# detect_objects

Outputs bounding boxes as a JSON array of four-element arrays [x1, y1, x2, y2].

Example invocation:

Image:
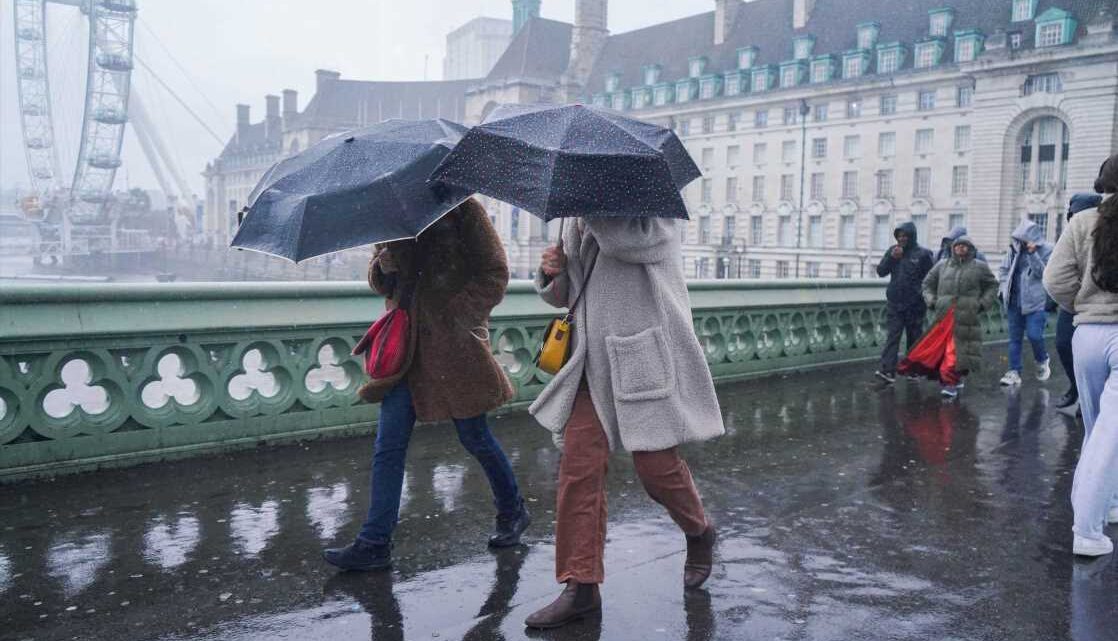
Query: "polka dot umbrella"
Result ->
[[429, 103, 700, 222], [231, 119, 471, 263]]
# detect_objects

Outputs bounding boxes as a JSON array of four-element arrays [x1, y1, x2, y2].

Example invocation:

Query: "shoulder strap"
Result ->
[[564, 250, 599, 321]]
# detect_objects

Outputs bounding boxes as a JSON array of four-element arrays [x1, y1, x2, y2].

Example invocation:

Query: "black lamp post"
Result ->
[[858, 252, 870, 278], [734, 244, 745, 278]]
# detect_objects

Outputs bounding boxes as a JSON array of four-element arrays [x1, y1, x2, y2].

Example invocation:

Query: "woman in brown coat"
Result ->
[[323, 198, 529, 571]]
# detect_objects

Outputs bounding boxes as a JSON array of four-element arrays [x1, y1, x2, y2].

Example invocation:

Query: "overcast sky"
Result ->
[[0, 0, 713, 197]]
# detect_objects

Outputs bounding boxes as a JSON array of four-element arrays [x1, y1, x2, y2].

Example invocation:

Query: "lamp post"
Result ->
[[858, 252, 870, 278], [795, 98, 810, 278], [734, 244, 745, 278]]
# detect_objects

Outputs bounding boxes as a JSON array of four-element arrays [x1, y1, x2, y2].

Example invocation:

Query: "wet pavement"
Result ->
[[3, 349, 1115, 641]]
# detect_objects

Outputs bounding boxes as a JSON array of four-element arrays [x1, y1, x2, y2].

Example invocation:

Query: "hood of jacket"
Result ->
[[942, 226, 968, 247], [951, 236, 977, 263], [894, 221, 919, 250], [1069, 193, 1103, 220], [1011, 219, 1045, 245]]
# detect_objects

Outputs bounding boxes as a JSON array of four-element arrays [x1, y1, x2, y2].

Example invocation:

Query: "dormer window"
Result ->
[[611, 93, 627, 111], [643, 65, 661, 86], [631, 88, 650, 110], [876, 43, 906, 74], [752, 66, 773, 92], [810, 56, 834, 83], [1035, 9, 1076, 48], [929, 9, 954, 37], [914, 40, 944, 69], [780, 62, 803, 88], [724, 72, 743, 97], [605, 73, 621, 93], [1012, 0, 1037, 22], [954, 30, 984, 62], [737, 47, 757, 70], [843, 50, 869, 79], [699, 76, 721, 100], [857, 22, 880, 50], [653, 84, 673, 106], [793, 36, 815, 60], [676, 79, 696, 103], [689, 57, 707, 78]]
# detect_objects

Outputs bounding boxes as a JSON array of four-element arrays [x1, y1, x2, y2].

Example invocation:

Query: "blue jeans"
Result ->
[[358, 382, 522, 544], [1006, 305, 1049, 372], [1071, 324, 1118, 539]]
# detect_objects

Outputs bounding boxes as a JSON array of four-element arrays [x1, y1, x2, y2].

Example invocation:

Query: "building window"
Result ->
[[700, 179, 713, 204], [654, 86, 671, 106], [913, 167, 932, 197], [911, 213, 929, 243], [753, 142, 767, 164], [677, 81, 694, 103], [957, 85, 974, 108], [748, 259, 762, 278], [781, 174, 795, 201], [697, 257, 711, 279], [794, 36, 815, 60], [840, 214, 856, 248], [689, 57, 706, 78], [915, 129, 935, 155], [956, 37, 978, 62], [846, 99, 862, 119], [678, 119, 691, 137], [778, 216, 793, 246], [930, 11, 953, 37], [844, 135, 861, 159], [727, 145, 741, 167], [878, 48, 900, 74], [1010, 32, 1023, 49], [876, 169, 895, 198], [1024, 73, 1062, 95], [754, 110, 768, 128], [723, 214, 737, 243], [752, 69, 771, 92], [837, 263, 854, 279], [814, 104, 829, 122], [726, 177, 739, 204], [612, 94, 626, 111], [783, 106, 799, 126], [1029, 212, 1050, 237], [811, 60, 831, 83], [805, 261, 821, 278], [782, 140, 798, 163], [781, 65, 801, 88], [644, 66, 660, 86], [844, 55, 864, 79], [918, 90, 937, 111], [510, 207, 521, 238], [812, 137, 828, 159], [776, 260, 791, 279], [1037, 22, 1065, 47], [725, 73, 741, 97], [879, 132, 896, 157], [605, 74, 621, 92], [701, 116, 715, 135], [810, 173, 825, 201], [752, 176, 766, 202], [954, 125, 971, 151], [699, 215, 712, 244], [880, 94, 897, 116], [915, 43, 939, 68], [631, 90, 648, 110], [858, 23, 879, 50], [843, 171, 859, 199], [873, 214, 892, 250], [949, 211, 967, 230], [750, 215, 764, 244], [738, 48, 756, 70], [952, 166, 969, 196], [727, 112, 740, 132], [1013, 0, 1035, 22], [1018, 116, 1069, 192], [701, 147, 714, 167], [699, 78, 717, 100]]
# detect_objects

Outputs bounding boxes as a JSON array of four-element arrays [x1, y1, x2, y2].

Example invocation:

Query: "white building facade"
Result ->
[[444, 17, 514, 81]]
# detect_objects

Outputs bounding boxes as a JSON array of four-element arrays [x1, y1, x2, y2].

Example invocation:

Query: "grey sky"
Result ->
[[1, 0, 712, 197]]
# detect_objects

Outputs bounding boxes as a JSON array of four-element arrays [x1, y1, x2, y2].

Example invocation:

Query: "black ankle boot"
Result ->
[[322, 538, 391, 571], [489, 499, 531, 548]]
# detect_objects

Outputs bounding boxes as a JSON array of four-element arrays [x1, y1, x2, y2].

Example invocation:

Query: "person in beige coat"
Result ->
[[524, 216, 725, 629], [1043, 153, 1118, 557]]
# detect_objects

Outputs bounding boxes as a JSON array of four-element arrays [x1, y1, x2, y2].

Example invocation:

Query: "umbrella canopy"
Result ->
[[231, 119, 471, 262], [429, 103, 700, 222]]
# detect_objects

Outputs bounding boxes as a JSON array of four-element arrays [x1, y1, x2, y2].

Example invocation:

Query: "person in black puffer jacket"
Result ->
[[875, 221, 935, 383]]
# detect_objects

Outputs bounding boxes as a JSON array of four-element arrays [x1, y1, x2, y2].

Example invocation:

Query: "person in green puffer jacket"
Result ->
[[913, 236, 999, 397]]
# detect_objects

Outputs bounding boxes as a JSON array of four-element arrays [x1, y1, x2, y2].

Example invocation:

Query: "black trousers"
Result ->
[[880, 305, 926, 374], [1056, 309, 1077, 397]]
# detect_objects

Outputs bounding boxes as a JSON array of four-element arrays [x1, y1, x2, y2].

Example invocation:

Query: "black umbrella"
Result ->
[[429, 103, 700, 222], [231, 119, 471, 262]]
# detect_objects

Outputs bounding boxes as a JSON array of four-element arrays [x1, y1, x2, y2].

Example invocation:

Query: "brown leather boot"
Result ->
[[684, 524, 716, 589], [523, 581, 601, 629]]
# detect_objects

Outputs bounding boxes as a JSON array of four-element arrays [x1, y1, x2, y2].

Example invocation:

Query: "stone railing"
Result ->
[[0, 280, 1011, 481]]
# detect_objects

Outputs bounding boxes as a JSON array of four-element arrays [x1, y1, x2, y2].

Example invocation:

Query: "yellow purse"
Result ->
[[534, 249, 597, 376]]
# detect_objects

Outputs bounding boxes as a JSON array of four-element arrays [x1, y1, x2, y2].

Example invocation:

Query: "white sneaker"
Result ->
[[1000, 370, 1022, 386], [1036, 359, 1052, 382], [1073, 533, 1114, 557], [941, 386, 959, 399], [1108, 506, 1118, 524]]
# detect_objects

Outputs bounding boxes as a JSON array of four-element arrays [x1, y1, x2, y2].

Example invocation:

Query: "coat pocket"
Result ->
[[605, 326, 676, 402]]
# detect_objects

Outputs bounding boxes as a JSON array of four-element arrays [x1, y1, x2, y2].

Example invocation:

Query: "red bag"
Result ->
[[353, 307, 411, 379]]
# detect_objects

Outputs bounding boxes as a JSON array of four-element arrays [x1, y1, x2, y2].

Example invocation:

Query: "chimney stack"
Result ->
[[793, 0, 815, 30], [236, 104, 251, 146], [315, 69, 341, 94], [265, 94, 281, 141], [715, 0, 742, 45], [563, 0, 609, 98]]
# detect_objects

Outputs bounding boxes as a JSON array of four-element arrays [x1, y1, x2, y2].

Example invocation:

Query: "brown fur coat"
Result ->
[[358, 199, 514, 421]]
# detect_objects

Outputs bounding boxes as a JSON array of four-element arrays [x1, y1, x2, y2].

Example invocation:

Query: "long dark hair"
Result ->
[[1092, 155, 1118, 293]]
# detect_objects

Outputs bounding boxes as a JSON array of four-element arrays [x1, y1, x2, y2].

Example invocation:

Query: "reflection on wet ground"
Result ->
[[3, 350, 1117, 640]]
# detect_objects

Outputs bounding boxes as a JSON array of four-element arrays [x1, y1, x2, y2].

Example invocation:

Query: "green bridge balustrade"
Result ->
[[0, 280, 1013, 482]]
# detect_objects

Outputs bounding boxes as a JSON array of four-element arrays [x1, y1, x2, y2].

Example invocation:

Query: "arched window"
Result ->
[[1018, 116, 1069, 192]]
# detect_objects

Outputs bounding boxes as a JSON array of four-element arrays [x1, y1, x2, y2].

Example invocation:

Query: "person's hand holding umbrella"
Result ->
[[540, 245, 567, 277]]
